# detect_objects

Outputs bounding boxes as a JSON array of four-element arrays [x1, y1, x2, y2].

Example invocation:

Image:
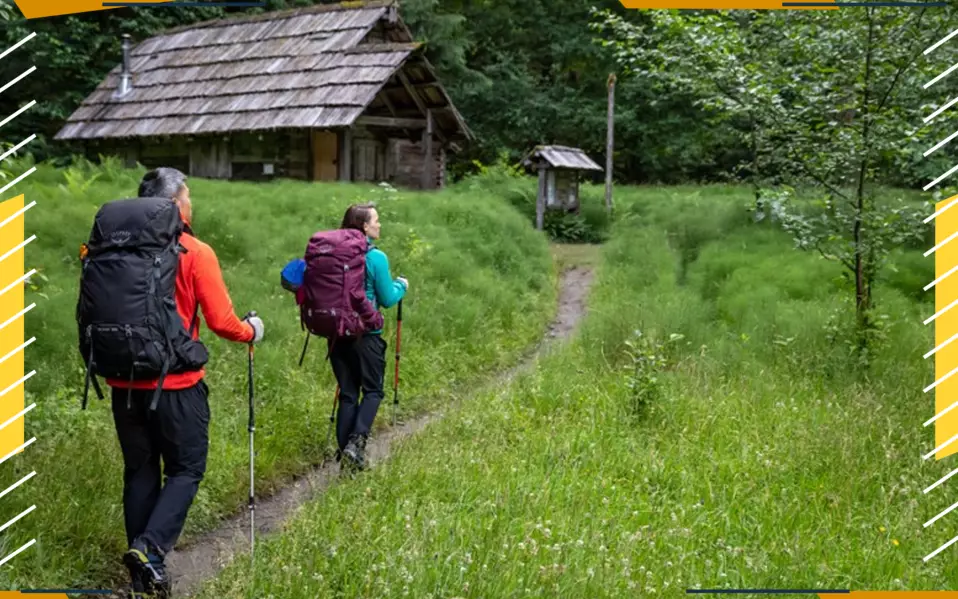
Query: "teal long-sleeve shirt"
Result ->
[[365, 239, 406, 335]]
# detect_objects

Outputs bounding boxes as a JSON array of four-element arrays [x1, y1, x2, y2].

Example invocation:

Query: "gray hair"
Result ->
[[138, 167, 187, 200]]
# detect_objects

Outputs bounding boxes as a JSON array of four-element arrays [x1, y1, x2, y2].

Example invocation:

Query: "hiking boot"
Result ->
[[123, 540, 170, 598], [342, 434, 368, 470]]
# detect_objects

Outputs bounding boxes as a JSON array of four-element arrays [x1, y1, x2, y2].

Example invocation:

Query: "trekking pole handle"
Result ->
[[244, 311, 257, 348]]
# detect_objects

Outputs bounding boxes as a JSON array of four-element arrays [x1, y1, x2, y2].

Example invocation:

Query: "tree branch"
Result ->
[[813, 240, 856, 273], [875, 8, 933, 115]]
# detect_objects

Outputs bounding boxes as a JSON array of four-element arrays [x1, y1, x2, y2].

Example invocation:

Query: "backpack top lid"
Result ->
[[87, 196, 183, 253], [305, 227, 369, 260]]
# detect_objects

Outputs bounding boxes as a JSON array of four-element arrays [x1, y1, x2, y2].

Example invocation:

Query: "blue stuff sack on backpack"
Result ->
[[281, 258, 306, 293]]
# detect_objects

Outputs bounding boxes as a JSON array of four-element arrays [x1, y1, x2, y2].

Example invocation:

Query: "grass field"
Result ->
[[0, 160, 558, 589], [193, 184, 956, 597]]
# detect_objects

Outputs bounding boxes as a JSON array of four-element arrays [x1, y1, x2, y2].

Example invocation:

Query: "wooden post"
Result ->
[[421, 109, 434, 190], [339, 128, 353, 181], [536, 165, 546, 231], [605, 73, 616, 217]]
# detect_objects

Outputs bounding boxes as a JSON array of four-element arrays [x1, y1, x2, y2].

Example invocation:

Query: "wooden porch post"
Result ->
[[339, 128, 353, 181], [536, 165, 546, 231], [421, 109, 434, 189]]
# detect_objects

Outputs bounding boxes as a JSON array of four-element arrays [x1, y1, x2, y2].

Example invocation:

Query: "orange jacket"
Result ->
[[107, 219, 254, 390]]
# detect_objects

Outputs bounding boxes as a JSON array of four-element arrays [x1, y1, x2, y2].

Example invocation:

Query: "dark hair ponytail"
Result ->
[[341, 203, 376, 231]]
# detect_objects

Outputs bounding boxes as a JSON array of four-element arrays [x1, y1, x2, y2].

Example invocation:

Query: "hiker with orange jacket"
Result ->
[[80, 167, 265, 598]]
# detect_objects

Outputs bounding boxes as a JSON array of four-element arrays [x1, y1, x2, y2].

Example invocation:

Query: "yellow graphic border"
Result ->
[[13, 0, 171, 19], [934, 195, 958, 460]]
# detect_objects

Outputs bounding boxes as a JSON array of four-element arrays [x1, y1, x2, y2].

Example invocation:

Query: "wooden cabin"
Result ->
[[521, 145, 603, 230], [54, 0, 472, 190]]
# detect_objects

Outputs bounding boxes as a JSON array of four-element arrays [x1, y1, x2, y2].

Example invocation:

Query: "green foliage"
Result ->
[[592, 6, 950, 345], [622, 329, 684, 418], [1, 162, 556, 590], [196, 185, 940, 598]]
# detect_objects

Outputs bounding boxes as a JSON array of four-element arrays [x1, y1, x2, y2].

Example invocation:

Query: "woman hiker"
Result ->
[[332, 203, 408, 471]]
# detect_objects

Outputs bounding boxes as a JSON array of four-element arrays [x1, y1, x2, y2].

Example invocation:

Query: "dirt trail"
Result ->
[[161, 266, 594, 597]]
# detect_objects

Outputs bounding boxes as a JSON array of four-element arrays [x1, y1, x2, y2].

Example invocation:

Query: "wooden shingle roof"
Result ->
[[55, 1, 469, 141], [522, 145, 603, 171]]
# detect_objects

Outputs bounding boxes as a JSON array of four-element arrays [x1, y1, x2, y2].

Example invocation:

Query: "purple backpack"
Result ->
[[300, 228, 383, 345]]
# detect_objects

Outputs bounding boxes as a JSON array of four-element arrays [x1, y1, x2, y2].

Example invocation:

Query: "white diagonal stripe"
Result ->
[[0, 236, 36, 267], [0, 101, 35, 129], [926, 97, 958, 124], [926, 28, 958, 55], [926, 230, 958, 257], [925, 196, 958, 223], [0, 304, 35, 333], [925, 499, 958, 527], [0, 201, 35, 232], [0, 32, 36, 62], [925, 534, 958, 562], [926, 129, 958, 158], [926, 63, 958, 90], [0, 539, 35, 568], [925, 366, 958, 393], [0, 505, 34, 535], [925, 398, 958, 427], [0, 135, 35, 164], [924, 432, 958, 460], [926, 298, 958, 325], [0, 337, 34, 367], [925, 332, 958, 359], [0, 471, 34, 500], [0, 66, 35, 96], [925, 263, 958, 291], [0, 438, 34, 467], [0, 371, 36, 399], [0, 270, 36, 299], [925, 163, 958, 191], [0, 403, 34, 432], [925, 467, 958, 493], [0, 167, 36, 197]]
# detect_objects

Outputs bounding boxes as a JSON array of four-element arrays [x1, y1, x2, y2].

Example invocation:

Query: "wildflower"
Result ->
[[892, 539, 900, 546]]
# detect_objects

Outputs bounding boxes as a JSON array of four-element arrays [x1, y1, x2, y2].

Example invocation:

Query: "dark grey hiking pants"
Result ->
[[111, 381, 210, 556], [329, 333, 387, 451]]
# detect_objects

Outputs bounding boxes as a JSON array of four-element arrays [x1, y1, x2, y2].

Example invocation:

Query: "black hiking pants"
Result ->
[[111, 381, 210, 557], [329, 334, 387, 451]]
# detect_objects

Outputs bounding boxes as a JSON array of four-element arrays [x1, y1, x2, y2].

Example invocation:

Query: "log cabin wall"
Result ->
[[388, 137, 445, 190]]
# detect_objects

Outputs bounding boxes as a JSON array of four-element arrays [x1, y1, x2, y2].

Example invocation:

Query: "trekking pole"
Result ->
[[392, 299, 403, 427], [243, 311, 257, 565], [325, 385, 340, 453]]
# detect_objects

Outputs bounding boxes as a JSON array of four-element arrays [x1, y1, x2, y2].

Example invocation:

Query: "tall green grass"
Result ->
[[2, 161, 556, 589], [196, 185, 950, 598]]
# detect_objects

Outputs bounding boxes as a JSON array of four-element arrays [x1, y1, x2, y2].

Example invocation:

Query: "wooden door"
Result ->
[[311, 130, 339, 181], [352, 138, 381, 182]]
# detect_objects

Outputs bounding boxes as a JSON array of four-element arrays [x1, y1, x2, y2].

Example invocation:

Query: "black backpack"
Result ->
[[76, 196, 209, 411]]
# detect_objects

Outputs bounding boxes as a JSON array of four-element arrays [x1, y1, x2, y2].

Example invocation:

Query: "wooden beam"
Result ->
[[536, 166, 546, 231], [356, 115, 427, 129], [372, 92, 414, 140], [339, 128, 352, 181], [378, 91, 400, 117], [396, 70, 447, 144], [421, 109, 434, 190], [382, 81, 437, 93], [605, 73, 616, 217]]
